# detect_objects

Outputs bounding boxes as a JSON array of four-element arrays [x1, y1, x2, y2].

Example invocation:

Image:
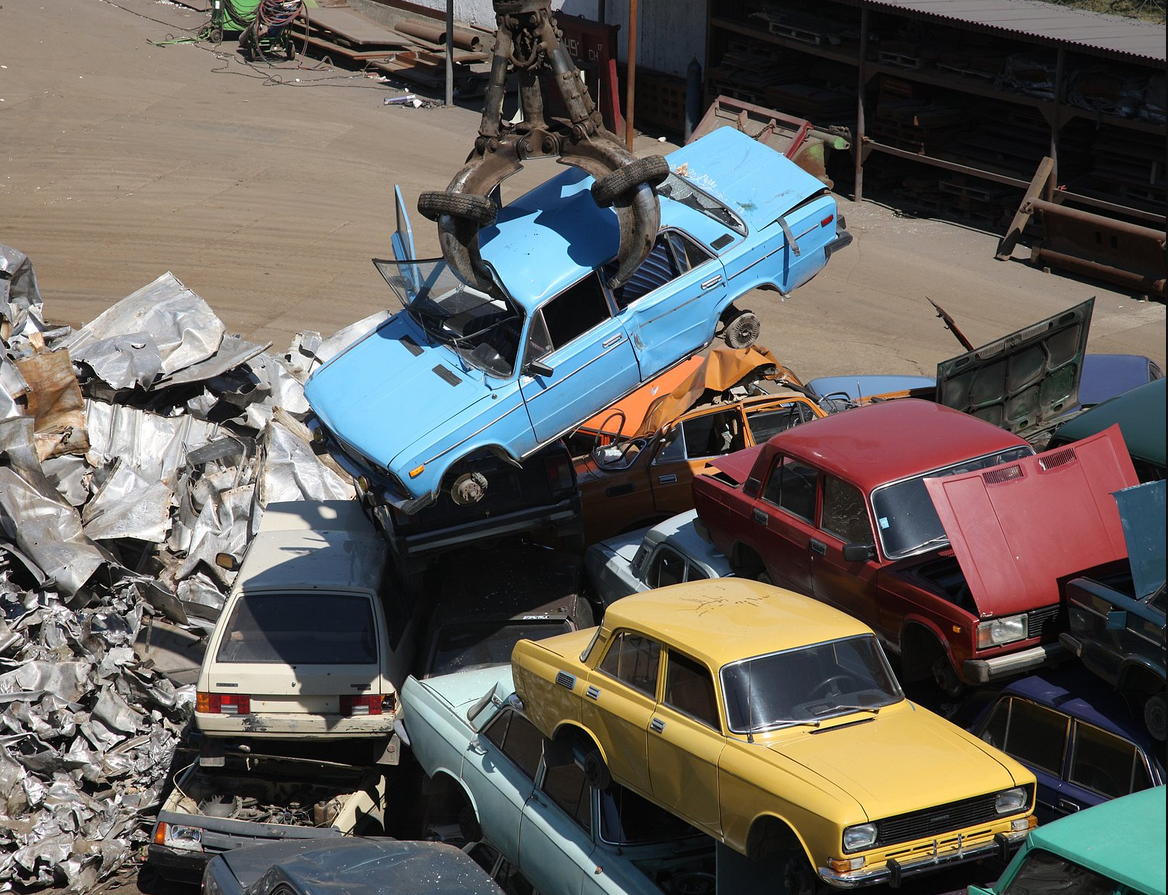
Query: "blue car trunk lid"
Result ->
[[665, 127, 830, 233]]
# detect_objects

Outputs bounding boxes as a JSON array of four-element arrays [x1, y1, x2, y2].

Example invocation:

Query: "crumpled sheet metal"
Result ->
[[0, 249, 364, 891], [0, 243, 45, 341], [0, 417, 105, 597], [63, 272, 225, 390], [13, 337, 89, 462]]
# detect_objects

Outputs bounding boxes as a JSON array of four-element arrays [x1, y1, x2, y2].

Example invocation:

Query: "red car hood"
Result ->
[[925, 425, 1137, 615], [707, 444, 765, 486]]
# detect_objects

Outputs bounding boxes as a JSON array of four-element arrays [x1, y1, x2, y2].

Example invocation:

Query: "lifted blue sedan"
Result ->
[[304, 127, 851, 512]]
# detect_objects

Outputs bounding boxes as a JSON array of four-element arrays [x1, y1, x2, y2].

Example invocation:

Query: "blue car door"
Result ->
[[463, 709, 542, 862], [520, 273, 640, 445], [517, 761, 595, 895], [614, 231, 727, 381]]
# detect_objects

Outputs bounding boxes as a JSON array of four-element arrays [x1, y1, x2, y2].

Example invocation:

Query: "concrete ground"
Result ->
[[1, 1, 1164, 893]]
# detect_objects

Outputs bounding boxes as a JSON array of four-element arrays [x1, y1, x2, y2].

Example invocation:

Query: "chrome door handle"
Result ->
[[602, 334, 624, 348], [701, 275, 723, 289], [752, 507, 768, 526], [809, 539, 826, 556], [1057, 799, 1081, 813], [650, 718, 666, 733]]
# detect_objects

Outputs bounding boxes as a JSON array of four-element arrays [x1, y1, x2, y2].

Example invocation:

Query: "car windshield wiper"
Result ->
[[911, 534, 950, 552]]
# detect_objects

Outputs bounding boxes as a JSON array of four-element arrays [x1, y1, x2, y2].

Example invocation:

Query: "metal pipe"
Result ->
[[855, 7, 869, 202], [445, 0, 454, 106], [625, 0, 637, 149]]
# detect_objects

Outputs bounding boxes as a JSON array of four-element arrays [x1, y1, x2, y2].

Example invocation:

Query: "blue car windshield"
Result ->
[[373, 257, 524, 378], [870, 446, 1034, 560], [721, 635, 902, 733], [657, 172, 746, 236]]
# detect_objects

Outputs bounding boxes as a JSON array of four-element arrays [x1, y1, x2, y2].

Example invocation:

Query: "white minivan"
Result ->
[[195, 500, 416, 747]]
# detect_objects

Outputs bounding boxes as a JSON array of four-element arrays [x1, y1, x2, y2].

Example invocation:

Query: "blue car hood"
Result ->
[[304, 314, 494, 471], [1115, 479, 1166, 601], [665, 127, 830, 232]]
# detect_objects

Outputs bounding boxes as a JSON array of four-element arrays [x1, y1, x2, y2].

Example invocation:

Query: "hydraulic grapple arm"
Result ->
[[417, 0, 668, 294]]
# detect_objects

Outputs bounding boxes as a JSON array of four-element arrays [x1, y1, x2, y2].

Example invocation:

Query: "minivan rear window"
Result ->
[[216, 593, 378, 665]]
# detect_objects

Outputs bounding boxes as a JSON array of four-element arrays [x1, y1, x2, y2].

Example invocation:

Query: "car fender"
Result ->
[[548, 720, 607, 767], [898, 616, 956, 679], [429, 769, 481, 826], [1118, 656, 1166, 695], [745, 810, 817, 864]]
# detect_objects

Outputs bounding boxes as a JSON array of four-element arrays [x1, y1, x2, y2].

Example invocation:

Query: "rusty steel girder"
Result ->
[[417, 0, 668, 294], [1027, 198, 1166, 300]]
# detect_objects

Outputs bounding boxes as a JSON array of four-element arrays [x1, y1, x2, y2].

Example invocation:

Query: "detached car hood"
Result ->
[[304, 314, 495, 471], [935, 298, 1092, 437], [707, 444, 765, 486], [665, 126, 830, 233], [925, 425, 1138, 615], [772, 703, 1020, 819]]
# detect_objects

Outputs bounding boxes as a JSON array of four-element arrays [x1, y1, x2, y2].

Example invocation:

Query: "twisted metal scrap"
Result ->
[[419, 0, 667, 293]]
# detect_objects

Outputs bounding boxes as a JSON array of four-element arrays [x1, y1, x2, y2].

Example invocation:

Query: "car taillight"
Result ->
[[341, 695, 383, 716], [820, 213, 835, 227], [544, 453, 575, 492], [196, 692, 251, 715]]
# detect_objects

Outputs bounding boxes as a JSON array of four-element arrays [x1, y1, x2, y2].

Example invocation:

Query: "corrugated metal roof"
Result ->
[[831, 0, 1165, 62]]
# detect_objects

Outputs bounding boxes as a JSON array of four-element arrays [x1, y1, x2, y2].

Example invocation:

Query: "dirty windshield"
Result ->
[[871, 446, 1035, 560], [721, 635, 902, 733], [657, 172, 747, 236], [373, 257, 524, 377]]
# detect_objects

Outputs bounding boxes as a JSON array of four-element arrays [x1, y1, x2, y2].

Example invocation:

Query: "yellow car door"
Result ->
[[646, 649, 725, 836], [582, 631, 662, 797]]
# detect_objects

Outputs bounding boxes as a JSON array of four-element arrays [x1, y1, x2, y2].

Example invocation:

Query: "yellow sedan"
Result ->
[[512, 580, 1037, 890]]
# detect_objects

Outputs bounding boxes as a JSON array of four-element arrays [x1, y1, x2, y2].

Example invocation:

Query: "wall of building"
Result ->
[[388, 0, 705, 76]]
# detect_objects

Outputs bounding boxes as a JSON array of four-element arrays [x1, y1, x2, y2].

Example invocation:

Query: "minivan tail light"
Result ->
[[196, 692, 251, 715], [544, 453, 574, 492], [341, 695, 383, 716]]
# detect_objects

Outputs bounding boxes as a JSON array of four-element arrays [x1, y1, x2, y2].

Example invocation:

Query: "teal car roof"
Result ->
[[1025, 786, 1166, 894], [1053, 378, 1166, 468], [479, 127, 828, 310]]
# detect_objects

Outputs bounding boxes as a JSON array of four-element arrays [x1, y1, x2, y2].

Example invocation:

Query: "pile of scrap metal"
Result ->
[[0, 244, 356, 891]]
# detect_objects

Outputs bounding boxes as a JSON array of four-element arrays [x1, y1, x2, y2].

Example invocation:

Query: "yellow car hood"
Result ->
[[769, 703, 1023, 820]]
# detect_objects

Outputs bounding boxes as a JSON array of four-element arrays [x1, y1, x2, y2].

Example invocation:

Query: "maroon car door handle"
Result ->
[[809, 539, 827, 556], [752, 507, 768, 526]]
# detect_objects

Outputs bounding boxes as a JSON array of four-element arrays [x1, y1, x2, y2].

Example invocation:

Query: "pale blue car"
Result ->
[[400, 667, 716, 895], [304, 127, 851, 512]]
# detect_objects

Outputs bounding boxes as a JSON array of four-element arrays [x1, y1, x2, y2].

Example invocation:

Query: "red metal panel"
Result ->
[[925, 425, 1138, 616], [549, 14, 624, 134]]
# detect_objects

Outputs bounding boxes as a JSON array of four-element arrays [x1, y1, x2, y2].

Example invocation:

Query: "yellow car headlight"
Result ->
[[995, 787, 1028, 814], [843, 822, 878, 853]]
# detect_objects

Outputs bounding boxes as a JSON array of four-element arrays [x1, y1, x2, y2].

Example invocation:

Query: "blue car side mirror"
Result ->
[[525, 359, 554, 378]]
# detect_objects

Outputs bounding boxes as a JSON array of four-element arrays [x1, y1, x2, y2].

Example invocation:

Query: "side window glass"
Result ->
[[1001, 700, 1068, 776], [653, 427, 686, 465], [762, 457, 819, 523], [485, 711, 543, 780], [680, 409, 745, 460], [1070, 723, 1145, 798], [610, 234, 681, 308], [686, 563, 709, 582], [534, 274, 611, 357], [599, 632, 661, 698], [648, 548, 686, 588], [1147, 587, 1165, 615], [666, 231, 713, 269], [663, 651, 720, 729], [746, 403, 814, 444], [979, 699, 1009, 751], [821, 477, 875, 547], [541, 760, 591, 830]]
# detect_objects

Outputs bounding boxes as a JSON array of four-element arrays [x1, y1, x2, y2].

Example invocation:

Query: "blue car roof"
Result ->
[[1079, 353, 1162, 407], [479, 127, 828, 310], [999, 666, 1162, 756]]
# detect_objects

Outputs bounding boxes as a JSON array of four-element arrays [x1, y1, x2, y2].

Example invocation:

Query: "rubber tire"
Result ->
[[417, 191, 497, 225], [779, 849, 818, 895], [458, 804, 482, 844], [930, 654, 966, 699], [723, 310, 761, 349], [583, 749, 611, 791], [590, 156, 670, 208], [1145, 691, 1166, 741]]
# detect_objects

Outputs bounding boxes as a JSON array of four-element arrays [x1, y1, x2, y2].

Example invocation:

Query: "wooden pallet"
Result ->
[[768, 20, 827, 45]]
